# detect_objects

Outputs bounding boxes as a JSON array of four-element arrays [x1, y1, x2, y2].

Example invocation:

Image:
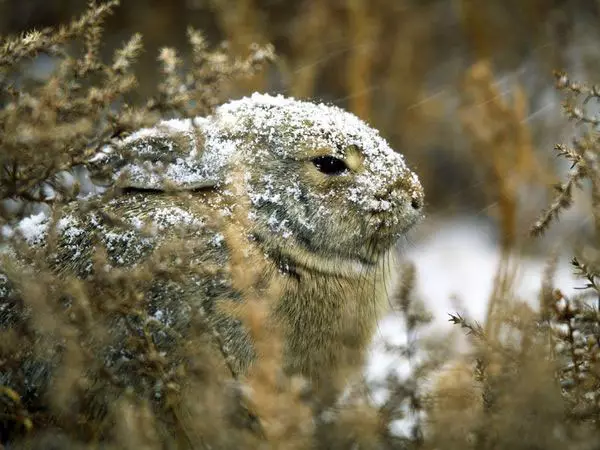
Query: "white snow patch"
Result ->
[[16, 212, 48, 245], [210, 233, 225, 247], [161, 118, 194, 134]]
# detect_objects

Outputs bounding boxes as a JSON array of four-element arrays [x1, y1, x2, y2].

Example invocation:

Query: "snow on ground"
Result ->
[[365, 217, 583, 435]]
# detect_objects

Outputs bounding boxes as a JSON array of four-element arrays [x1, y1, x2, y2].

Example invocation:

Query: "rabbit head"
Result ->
[[209, 94, 424, 271], [110, 93, 424, 274]]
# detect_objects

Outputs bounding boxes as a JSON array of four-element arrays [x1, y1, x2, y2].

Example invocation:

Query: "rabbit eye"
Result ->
[[312, 156, 348, 175]]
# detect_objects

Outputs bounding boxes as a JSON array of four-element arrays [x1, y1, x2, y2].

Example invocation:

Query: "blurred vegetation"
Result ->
[[1, 0, 600, 449]]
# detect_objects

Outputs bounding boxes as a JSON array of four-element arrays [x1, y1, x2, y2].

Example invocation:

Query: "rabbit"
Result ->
[[0, 93, 423, 441]]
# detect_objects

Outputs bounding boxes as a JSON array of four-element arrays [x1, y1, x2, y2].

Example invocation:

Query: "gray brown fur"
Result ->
[[0, 94, 423, 423]]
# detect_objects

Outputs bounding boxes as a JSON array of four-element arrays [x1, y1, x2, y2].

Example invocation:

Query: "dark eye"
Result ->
[[312, 156, 348, 175]]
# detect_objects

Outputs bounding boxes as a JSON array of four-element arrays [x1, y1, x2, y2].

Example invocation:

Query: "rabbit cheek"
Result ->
[[300, 167, 353, 210]]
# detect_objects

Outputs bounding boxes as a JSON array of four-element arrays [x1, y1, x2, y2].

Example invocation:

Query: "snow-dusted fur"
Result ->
[[2, 93, 424, 408]]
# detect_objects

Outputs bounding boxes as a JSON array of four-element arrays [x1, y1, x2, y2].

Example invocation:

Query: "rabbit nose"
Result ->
[[375, 175, 423, 207]]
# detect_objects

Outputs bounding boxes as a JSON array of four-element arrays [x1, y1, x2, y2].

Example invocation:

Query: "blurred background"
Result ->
[[0, 0, 593, 331]]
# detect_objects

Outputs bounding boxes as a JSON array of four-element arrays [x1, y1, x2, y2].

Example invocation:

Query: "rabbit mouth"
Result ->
[[369, 211, 421, 238], [366, 188, 424, 231]]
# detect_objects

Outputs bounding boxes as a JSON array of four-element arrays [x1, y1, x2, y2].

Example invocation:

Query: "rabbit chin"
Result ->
[[252, 229, 396, 278]]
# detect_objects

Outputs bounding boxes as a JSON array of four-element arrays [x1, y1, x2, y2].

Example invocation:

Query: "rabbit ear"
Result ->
[[91, 119, 225, 191]]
